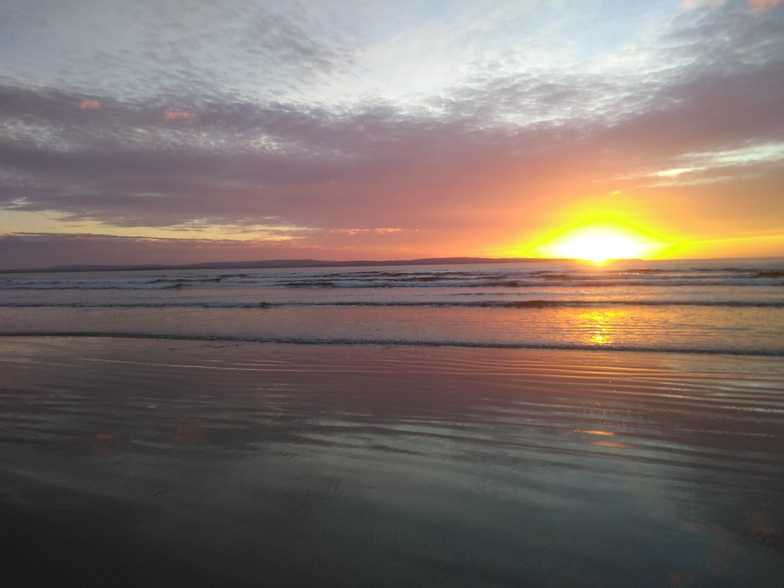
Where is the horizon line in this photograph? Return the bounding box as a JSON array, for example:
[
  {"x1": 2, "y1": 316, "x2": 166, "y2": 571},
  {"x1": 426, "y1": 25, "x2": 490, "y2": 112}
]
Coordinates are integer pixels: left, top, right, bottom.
[{"x1": 2, "y1": 254, "x2": 781, "y2": 274}]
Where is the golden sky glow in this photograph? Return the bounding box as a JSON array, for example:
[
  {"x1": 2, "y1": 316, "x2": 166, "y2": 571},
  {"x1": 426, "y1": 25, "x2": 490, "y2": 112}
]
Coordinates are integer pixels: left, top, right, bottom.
[{"x1": 534, "y1": 225, "x2": 667, "y2": 264}]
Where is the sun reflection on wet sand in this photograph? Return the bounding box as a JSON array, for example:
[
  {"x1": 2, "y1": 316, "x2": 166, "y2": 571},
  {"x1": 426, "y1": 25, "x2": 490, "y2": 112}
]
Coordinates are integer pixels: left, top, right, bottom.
[
  {"x1": 575, "y1": 429, "x2": 615, "y2": 436},
  {"x1": 574, "y1": 428, "x2": 633, "y2": 448}
]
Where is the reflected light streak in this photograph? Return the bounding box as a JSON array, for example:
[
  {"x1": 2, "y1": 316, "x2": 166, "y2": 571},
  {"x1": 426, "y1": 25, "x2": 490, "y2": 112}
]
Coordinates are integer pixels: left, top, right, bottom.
[
  {"x1": 580, "y1": 310, "x2": 623, "y2": 346},
  {"x1": 591, "y1": 440, "x2": 633, "y2": 449},
  {"x1": 576, "y1": 428, "x2": 632, "y2": 448},
  {"x1": 575, "y1": 429, "x2": 616, "y2": 436}
]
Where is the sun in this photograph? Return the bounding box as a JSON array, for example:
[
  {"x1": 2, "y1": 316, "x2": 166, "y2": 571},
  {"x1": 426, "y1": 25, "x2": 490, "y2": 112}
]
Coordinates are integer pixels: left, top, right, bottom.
[{"x1": 539, "y1": 225, "x2": 659, "y2": 264}]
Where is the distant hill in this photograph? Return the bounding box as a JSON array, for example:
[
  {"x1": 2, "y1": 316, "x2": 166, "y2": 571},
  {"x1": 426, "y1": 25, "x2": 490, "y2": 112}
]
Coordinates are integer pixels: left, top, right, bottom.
[{"x1": 0, "y1": 257, "x2": 558, "y2": 274}]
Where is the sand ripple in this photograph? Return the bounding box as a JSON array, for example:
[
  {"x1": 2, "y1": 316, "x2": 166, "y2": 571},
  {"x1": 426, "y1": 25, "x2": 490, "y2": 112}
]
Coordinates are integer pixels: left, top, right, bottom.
[{"x1": 1, "y1": 338, "x2": 783, "y2": 587}]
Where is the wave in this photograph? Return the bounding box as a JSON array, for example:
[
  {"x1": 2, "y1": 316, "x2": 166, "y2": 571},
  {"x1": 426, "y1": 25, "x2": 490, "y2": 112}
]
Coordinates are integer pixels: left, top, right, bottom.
[
  {"x1": 2, "y1": 299, "x2": 783, "y2": 309},
  {"x1": 3, "y1": 277, "x2": 783, "y2": 291},
  {"x1": 1, "y1": 331, "x2": 781, "y2": 357},
  {"x1": 0, "y1": 282, "x2": 192, "y2": 291},
  {"x1": 272, "y1": 278, "x2": 784, "y2": 289},
  {"x1": 3, "y1": 269, "x2": 783, "y2": 290},
  {"x1": 3, "y1": 261, "x2": 784, "y2": 292}
]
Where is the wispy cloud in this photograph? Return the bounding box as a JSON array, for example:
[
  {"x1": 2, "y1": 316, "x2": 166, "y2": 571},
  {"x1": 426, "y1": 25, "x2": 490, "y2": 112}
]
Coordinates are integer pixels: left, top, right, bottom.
[
  {"x1": 164, "y1": 110, "x2": 194, "y2": 121},
  {"x1": 330, "y1": 228, "x2": 403, "y2": 236},
  {"x1": 683, "y1": 0, "x2": 783, "y2": 10}
]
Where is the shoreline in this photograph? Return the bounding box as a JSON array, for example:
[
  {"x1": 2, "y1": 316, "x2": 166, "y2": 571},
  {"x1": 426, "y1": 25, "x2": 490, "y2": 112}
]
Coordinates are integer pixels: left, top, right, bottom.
[{"x1": 2, "y1": 332, "x2": 783, "y2": 358}]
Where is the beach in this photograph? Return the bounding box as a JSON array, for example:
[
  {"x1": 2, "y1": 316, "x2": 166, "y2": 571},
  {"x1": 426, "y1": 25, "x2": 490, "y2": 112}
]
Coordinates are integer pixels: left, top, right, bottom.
[
  {"x1": 5, "y1": 0, "x2": 784, "y2": 584},
  {"x1": 2, "y1": 336, "x2": 783, "y2": 587}
]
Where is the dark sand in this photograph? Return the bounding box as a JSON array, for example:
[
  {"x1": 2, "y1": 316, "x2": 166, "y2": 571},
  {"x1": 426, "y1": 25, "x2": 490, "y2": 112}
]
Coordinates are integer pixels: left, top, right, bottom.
[{"x1": 1, "y1": 337, "x2": 783, "y2": 587}]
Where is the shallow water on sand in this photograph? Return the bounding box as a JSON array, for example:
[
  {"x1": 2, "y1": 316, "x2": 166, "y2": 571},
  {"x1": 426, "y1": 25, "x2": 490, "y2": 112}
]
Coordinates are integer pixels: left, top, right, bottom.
[
  {"x1": 3, "y1": 302, "x2": 784, "y2": 355},
  {"x1": 1, "y1": 338, "x2": 783, "y2": 587},
  {"x1": 2, "y1": 258, "x2": 783, "y2": 355}
]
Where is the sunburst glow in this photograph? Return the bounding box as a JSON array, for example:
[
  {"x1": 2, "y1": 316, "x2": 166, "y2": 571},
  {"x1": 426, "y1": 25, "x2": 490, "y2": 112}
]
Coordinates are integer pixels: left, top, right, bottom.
[{"x1": 540, "y1": 226, "x2": 659, "y2": 264}]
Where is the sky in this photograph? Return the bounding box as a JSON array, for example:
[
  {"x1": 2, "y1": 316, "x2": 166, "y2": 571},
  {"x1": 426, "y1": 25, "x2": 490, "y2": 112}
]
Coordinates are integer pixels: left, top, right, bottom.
[{"x1": 1, "y1": 0, "x2": 783, "y2": 269}]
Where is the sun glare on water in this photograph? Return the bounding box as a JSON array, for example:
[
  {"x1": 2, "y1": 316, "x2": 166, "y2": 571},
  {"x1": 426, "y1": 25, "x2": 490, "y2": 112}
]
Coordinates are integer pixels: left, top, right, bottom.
[{"x1": 542, "y1": 226, "x2": 657, "y2": 264}]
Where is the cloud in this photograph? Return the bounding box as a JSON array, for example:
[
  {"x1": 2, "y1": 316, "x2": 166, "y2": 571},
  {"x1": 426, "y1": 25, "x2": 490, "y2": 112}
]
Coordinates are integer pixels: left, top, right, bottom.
[
  {"x1": 631, "y1": 142, "x2": 784, "y2": 187},
  {"x1": 1, "y1": 0, "x2": 783, "y2": 264},
  {"x1": 330, "y1": 228, "x2": 403, "y2": 236},
  {"x1": 683, "y1": 0, "x2": 783, "y2": 10},
  {"x1": 749, "y1": 0, "x2": 784, "y2": 9},
  {"x1": 0, "y1": 0, "x2": 365, "y2": 101},
  {"x1": 0, "y1": 232, "x2": 323, "y2": 269},
  {"x1": 164, "y1": 110, "x2": 194, "y2": 121}
]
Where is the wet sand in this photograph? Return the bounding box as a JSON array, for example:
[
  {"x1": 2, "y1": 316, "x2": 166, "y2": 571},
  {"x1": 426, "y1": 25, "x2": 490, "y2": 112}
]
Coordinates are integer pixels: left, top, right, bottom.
[{"x1": 1, "y1": 337, "x2": 783, "y2": 587}]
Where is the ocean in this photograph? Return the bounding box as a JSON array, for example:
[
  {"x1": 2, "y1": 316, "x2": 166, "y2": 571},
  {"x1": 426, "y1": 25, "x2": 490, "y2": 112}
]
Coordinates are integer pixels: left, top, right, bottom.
[
  {"x1": 1, "y1": 257, "x2": 783, "y2": 587},
  {"x1": 1, "y1": 257, "x2": 783, "y2": 354}
]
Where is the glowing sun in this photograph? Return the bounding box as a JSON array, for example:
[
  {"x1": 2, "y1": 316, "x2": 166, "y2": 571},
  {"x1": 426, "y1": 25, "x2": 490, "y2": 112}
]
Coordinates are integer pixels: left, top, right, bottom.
[{"x1": 542, "y1": 225, "x2": 657, "y2": 264}]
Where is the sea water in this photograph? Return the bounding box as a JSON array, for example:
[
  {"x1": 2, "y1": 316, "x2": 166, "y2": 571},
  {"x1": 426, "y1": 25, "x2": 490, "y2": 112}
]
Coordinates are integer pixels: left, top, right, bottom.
[
  {"x1": 1, "y1": 258, "x2": 783, "y2": 587},
  {"x1": 1, "y1": 257, "x2": 782, "y2": 355}
]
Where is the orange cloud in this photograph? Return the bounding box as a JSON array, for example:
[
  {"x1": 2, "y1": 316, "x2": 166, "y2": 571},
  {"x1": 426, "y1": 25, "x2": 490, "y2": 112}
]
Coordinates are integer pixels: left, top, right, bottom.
[
  {"x1": 79, "y1": 99, "x2": 101, "y2": 110},
  {"x1": 332, "y1": 227, "x2": 402, "y2": 236},
  {"x1": 682, "y1": 0, "x2": 783, "y2": 9},
  {"x1": 164, "y1": 110, "x2": 194, "y2": 121},
  {"x1": 748, "y1": 0, "x2": 783, "y2": 10}
]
